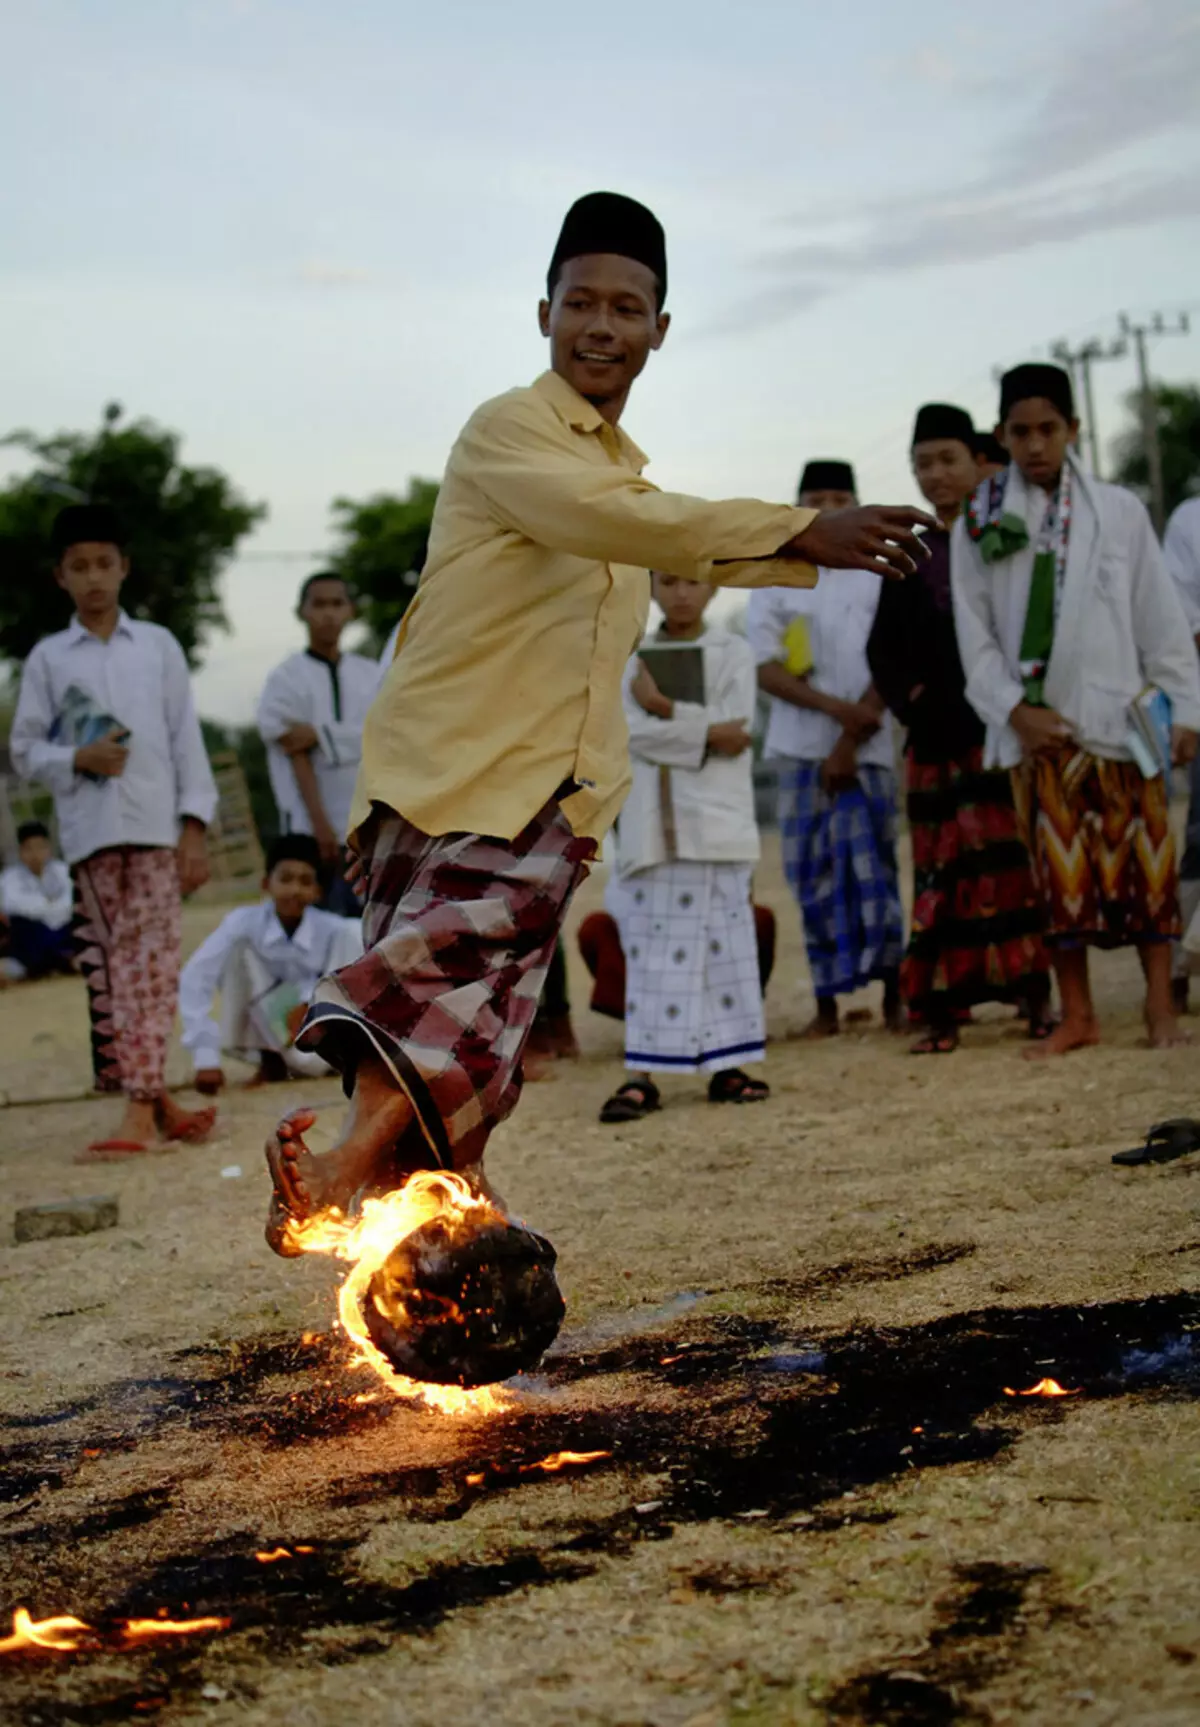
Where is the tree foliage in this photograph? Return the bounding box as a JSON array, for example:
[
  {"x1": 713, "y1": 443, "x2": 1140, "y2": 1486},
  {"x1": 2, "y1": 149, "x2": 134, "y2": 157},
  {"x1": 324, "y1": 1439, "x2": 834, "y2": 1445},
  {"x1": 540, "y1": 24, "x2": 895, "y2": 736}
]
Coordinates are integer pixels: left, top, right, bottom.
[
  {"x1": 326, "y1": 479, "x2": 439, "y2": 650},
  {"x1": 0, "y1": 403, "x2": 266, "y2": 668},
  {"x1": 1111, "y1": 383, "x2": 1200, "y2": 520}
]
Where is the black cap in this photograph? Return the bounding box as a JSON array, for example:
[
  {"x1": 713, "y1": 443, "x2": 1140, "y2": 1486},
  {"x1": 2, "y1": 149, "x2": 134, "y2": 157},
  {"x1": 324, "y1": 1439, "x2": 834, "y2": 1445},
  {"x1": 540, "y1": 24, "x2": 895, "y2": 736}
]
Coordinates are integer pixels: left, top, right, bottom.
[
  {"x1": 974, "y1": 430, "x2": 1007, "y2": 467},
  {"x1": 911, "y1": 402, "x2": 976, "y2": 449},
  {"x1": 547, "y1": 192, "x2": 667, "y2": 306},
  {"x1": 798, "y1": 460, "x2": 856, "y2": 499},
  {"x1": 50, "y1": 503, "x2": 126, "y2": 560},
  {"x1": 999, "y1": 363, "x2": 1075, "y2": 423}
]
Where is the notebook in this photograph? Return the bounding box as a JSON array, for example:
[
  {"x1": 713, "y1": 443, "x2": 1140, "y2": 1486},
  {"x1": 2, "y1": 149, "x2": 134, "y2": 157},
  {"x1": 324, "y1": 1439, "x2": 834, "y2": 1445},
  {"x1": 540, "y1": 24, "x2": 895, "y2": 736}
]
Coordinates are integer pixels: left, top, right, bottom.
[
  {"x1": 1125, "y1": 685, "x2": 1172, "y2": 780},
  {"x1": 638, "y1": 642, "x2": 706, "y2": 706},
  {"x1": 49, "y1": 684, "x2": 132, "y2": 784}
]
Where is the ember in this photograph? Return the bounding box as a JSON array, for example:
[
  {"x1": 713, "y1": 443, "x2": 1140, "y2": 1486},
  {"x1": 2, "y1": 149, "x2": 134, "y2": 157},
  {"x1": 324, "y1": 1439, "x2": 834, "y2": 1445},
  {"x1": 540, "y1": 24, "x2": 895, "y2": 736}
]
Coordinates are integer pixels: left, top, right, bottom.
[
  {"x1": 522, "y1": 1449, "x2": 611, "y2": 1475},
  {"x1": 284, "y1": 1170, "x2": 562, "y2": 1414},
  {"x1": 1003, "y1": 1378, "x2": 1080, "y2": 1398},
  {"x1": 254, "y1": 1545, "x2": 314, "y2": 1563},
  {"x1": 0, "y1": 1607, "x2": 230, "y2": 1656}
]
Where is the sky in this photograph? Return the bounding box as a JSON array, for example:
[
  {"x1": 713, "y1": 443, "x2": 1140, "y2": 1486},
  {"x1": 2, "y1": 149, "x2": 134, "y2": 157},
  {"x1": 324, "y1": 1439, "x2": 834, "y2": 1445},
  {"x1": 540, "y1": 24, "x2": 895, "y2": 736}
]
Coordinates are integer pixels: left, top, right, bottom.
[{"x1": 2, "y1": 0, "x2": 1199, "y2": 723}]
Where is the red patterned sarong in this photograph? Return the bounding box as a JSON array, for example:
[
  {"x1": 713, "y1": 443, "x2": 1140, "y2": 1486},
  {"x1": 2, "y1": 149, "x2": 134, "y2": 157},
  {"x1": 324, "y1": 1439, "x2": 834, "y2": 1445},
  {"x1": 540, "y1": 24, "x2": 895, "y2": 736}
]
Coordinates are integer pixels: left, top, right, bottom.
[
  {"x1": 1012, "y1": 746, "x2": 1180, "y2": 946},
  {"x1": 297, "y1": 795, "x2": 595, "y2": 1168},
  {"x1": 73, "y1": 846, "x2": 182, "y2": 1101}
]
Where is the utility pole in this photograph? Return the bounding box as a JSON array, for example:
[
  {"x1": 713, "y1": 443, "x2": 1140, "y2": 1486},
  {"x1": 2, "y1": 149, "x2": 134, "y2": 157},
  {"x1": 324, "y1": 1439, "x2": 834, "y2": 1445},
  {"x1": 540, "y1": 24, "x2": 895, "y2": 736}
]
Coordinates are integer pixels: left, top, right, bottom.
[
  {"x1": 1049, "y1": 336, "x2": 1126, "y2": 479},
  {"x1": 1118, "y1": 311, "x2": 1191, "y2": 534}
]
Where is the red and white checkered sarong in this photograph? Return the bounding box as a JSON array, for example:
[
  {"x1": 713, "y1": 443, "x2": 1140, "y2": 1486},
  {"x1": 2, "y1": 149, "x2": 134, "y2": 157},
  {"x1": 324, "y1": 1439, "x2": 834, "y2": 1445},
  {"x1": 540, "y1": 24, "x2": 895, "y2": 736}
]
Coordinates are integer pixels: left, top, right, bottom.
[{"x1": 296, "y1": 795, "x2": 594, "y2": 1168}]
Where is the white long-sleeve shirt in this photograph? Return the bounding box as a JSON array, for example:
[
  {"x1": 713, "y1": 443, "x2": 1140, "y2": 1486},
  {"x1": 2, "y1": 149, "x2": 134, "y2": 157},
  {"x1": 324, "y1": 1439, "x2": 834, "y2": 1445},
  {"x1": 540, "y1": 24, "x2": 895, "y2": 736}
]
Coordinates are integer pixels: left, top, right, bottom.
[
  {"x1": 0, "y1": 859, "x2": 74, "y2": 929},
  {"x1": 746, "y1": 571, "x2": 894, "y2": 769},
  {"x1": 9, "y1": 613, "x2": 218, "y2": 866},
  {"x1": 951, "y1": 456, "x2": 1200, "y2": 770},
  {"x1": 256, "y1": 650, "x2": 381, "y2": 841},
  {"x1": 179, "y1": 900, "x2": 363, "y2": 1071},
  {"x1": 1165, "y1": 497, "x2": 1200, "y2": 635},
  {"x1": 616, "y1": 625, "x2": 761, "y2": 877}
]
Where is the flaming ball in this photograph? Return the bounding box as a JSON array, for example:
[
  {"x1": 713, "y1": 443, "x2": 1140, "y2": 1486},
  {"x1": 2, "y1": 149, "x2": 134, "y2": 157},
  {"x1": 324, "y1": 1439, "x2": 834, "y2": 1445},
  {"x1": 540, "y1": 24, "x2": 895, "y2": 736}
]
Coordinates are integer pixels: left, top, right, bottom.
[{"x1": 362, "y1": 1211, "x2": 565, "y2": 1388}]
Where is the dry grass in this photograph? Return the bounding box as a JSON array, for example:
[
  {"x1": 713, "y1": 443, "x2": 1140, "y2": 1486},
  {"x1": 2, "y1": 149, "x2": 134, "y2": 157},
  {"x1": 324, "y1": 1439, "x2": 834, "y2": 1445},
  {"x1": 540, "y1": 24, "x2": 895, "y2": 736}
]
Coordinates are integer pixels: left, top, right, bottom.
[{"x1": 1, "y1": 834, "x2": 1198, "y2": 1726}]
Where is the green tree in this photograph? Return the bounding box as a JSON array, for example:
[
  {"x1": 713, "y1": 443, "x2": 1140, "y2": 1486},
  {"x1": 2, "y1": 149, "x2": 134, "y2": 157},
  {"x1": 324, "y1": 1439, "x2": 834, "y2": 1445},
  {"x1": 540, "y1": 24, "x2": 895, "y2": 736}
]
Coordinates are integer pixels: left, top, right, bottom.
[
  {"x1": 326, "y1": 479, "x2": 439, "y2": 650},
  {"x1": 0, "y1": 403, "x2": 266, "y2": 667},
  {"x1": 1111, "y1": 383, "x2": 1200, "y2": 520}
]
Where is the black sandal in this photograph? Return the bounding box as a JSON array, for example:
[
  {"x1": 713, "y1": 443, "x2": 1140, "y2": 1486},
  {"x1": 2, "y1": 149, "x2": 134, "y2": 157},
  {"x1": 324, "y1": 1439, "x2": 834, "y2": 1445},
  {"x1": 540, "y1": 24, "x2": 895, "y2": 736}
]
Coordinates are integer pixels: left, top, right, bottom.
[
  {"x1": 599, "y1": 1079, "x2": 662, "y2": 1123},
  {"x1": 708, "y1": 1069, "x2": 770, "y2": 1104},
  {"x1": 1112, "y1": 1118, "x2": 1200, "y2": 1167}
]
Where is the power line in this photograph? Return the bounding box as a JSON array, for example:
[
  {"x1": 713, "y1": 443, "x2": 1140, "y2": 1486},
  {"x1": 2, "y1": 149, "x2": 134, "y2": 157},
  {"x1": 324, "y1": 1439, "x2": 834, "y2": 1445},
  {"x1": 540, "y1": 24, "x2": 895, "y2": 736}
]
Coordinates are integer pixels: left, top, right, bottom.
[
  {"x1": 1048, "y1": 335, "x2": 1127, "y2": 480},
  {"x1": 1118, "y1": 310, "x2": 1191, "y2": 534}
]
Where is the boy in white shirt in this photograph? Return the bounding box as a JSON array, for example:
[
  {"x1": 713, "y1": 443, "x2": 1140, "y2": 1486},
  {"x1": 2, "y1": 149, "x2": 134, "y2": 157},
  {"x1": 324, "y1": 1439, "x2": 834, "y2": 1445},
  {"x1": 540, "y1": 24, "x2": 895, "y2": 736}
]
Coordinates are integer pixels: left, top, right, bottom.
[
  {"x1": 0, "y1": 821, "x2": 75, "y2": 980},
  {"x1": 749, "y1": 461, "x2": 904, "y2": 1039},
  {"x1": 10, "y1": 504, "x2": 218, "y2": 1160},
  {"x1": 952, "y1": 363, "x2": 1200, "y2": 1054},
  {"x1": 181, "y1": 835, "x2": 362, "y2": 1092},
  {"x1": 256, "y1": 573, "x2": 379, "y2": 914},
  {"x1": 599, "y1": 572, "x2": 769, "y2": 1121}
]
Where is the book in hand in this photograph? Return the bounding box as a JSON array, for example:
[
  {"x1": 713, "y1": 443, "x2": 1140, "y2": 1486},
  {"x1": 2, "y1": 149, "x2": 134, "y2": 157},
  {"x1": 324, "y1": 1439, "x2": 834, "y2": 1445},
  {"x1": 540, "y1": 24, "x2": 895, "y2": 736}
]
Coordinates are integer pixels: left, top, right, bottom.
[
  {"x1": 51, "y1": 684, "x2": 131, "y2": 784},
  {"x1": 1125, "y1": 685, "x2": 1172, "y2": 780},
  {"x1": 638, "y1": 641, "x2": 706, "y2": 706}
]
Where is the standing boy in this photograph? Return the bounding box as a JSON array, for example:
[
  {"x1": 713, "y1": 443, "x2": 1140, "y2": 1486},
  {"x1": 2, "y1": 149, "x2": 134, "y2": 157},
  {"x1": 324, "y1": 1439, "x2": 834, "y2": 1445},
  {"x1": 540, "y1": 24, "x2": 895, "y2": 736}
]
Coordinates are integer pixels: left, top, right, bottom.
[
  {"x1": 868, "y1": 404, "x2": 1051, "y2": 1052},
  {"x1": 1164, "y1": 495, "x2": 1200, "y2": 1010},
  {"x1": 952, "y1": 364, "x2": 1200, "y2": 1054},
  {"x1": 10, "y1": 504, "x2": 218, "y2": 1156},
  {"x1": 0, "y1": 821, "x2": 76, "y2": 980},
  {"x1": 264, "y1": 191, "x2": 932, "y2": 1249},
  {"x1": 257, "y1": 572, "x2": 379, "y2": 913},
  {"x1": 749, "y1": 460, "x2": 904, "y2": 1039},
  {"x1": 599, "y1": 572, "x2": 768, "y2": 1121},
  {"x1": 180, "y1": 834, "x2": 362, "y2": 1091}
]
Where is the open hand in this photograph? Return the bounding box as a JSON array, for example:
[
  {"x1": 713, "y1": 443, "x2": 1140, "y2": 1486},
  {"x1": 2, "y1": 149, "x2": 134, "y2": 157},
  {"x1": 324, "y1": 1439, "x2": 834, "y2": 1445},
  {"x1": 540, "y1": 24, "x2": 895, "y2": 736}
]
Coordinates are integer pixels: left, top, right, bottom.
[
  {"x1": 177, "y1": 821, "x2": 210, "y2": 896},
  {"x1": 1172, "y1": 725, "x2": 1198, "y2": 767},
  {"x1": 789, "y1": 506, "x2": 937, "y2": 579},
  {"x1": 706, "y1": 719, "x2": 752, "y2": 758},
  {"x1": 345, "y1": 851, "x2": 367, "y2": 901},
  {"x1": 1010, "y1": 702, "x2": 1074, "y2": 756},
  {"x1": 820, "y1": 733, "x2": 859, "y2": 794},
  {"x1": 314, "y1": 820, "x2": 342, "y2": 868},
  {"x1": 278, "y1": 722, "x2": 319, "y2": 756},
  {"x1": 74, "y1": 728, "x2": 129, "y2": 778}
]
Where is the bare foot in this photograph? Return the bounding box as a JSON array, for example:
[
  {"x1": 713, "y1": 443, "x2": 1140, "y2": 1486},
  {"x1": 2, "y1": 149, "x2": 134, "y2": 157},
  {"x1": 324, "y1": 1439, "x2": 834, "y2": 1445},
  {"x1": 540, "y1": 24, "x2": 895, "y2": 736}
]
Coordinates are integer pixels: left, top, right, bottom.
[
  {"x1": 76, "y1": 1098, "x2": 164, "y2": 1163},
  {"x1": 1022, "y1": 1017, "x2": 1101, "y2": 1060},
  {"x1": 156, "y1": 1093, "x2": 217, "y2": 1143},
  {"x1": 1146, "y1": 1012, "x2": 1192, "y2": 1049}
]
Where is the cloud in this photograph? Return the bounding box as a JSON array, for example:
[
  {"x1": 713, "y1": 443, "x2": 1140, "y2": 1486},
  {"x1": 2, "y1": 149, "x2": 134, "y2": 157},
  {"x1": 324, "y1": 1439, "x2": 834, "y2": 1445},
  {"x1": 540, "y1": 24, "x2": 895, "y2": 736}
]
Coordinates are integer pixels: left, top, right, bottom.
[
  {"x1": 297, "y1": 260, "x2": 372, "y2": 287},
  {"x1": 725, "y1": 0, "x2": 1200, "y2": 332}
]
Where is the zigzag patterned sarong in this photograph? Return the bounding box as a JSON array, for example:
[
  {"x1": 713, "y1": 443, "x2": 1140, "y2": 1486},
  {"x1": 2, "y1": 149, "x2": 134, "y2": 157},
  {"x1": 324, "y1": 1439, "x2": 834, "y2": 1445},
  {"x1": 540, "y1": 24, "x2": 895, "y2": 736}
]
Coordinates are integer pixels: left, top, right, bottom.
[{"x1": 1011, "y1": 746, "x2": 1180, "y2": 947}]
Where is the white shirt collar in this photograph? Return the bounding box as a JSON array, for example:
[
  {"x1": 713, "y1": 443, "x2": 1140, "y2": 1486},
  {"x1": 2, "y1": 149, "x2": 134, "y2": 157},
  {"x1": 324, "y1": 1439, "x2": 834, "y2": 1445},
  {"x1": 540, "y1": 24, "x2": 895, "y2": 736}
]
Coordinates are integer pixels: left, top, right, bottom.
[{"x1": 67, "y1": 608, "x2": 136, "y2": 645}]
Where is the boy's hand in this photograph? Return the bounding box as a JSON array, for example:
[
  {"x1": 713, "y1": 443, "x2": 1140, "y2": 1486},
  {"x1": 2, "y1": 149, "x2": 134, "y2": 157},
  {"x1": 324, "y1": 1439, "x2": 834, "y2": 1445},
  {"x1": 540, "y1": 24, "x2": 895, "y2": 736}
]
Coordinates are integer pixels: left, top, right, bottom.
[
  {"x1": 345, "y1": 851, "x2": 367, "y2": 901},
  {"x1": 74, "y1": 729, "x2": 129, "y2": 778},
  {"x1": 177, "y1": 821, "x2": 210, "y2": 896},
  {"x1": 631, "y1": 660, "x2": 672, "y2": 719},
  {"x1": 835, "y1": 699, "x2": 882, "y2": 744},
  {"x1": 820, "y1": 733, "x2": 859, "y2": 794},
  {"x1": 314, "y1": 818, "x2": 341, "y2": 867},
  {"x1": 1010, "y1": 702, "x2": 1074, "y2": 756},
  {"x1": 194, "y1": 1067, "x2": 225, "y2": 1096},
  {"x1": 788, "y1": 507, "x2": 936, "y2": 579},
  {"x1": 706, "y1": 719, "x2": 752, "y2": 757},
  {"x1": 278, "y1": 723, "x2": 319, "y2": 756},
  {"x1": 284, "y1": 1003, "x2": 308, "y2": 1044},
  {"x1": 1172, "y1": 726, "x2": 1198, "y2": 767}
]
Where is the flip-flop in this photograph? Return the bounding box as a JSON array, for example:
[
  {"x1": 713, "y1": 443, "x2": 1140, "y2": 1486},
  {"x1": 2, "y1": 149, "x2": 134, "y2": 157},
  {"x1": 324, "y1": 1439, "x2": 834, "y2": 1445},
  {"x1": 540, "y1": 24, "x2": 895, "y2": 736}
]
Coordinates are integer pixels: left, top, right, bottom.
[
  {"x1": 708, "y1": 1069, "x2": 770, "y2": 1104},
  {"x1": 911, "y1": 1031, "x2": 959, "y2": 1055},
  {"x1": 599, "y1": 1079, "x2": 662, "y2": 1123},
  {"x1": 1112, "y1": 1118, "x2": 1200, "y2": 1167},
  {"x1": 76, "y1": 1139, "x2": 165, "y2": 1164}
]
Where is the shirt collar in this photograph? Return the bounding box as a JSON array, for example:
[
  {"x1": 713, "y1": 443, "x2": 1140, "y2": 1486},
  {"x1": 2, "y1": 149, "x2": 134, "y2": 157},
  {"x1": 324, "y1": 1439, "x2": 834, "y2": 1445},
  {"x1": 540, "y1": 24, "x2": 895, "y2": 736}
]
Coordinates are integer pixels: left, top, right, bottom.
[
  {"x1": 67, "y1": 608, "x2": 136, "y2": 644},
  {"x1": 267, "y1": 903, "x2": 318, "y2": 951},
  {"x1": 532, "y1": 370, "x2": 649, "y2": 471}
]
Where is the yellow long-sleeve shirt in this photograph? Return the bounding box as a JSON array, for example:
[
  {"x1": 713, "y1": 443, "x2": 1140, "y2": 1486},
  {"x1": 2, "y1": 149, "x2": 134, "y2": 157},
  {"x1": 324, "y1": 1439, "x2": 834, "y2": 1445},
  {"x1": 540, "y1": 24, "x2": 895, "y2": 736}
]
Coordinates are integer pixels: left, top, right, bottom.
[{"x1": 352, "y1": 369, "x2": 820, "y2": 846}]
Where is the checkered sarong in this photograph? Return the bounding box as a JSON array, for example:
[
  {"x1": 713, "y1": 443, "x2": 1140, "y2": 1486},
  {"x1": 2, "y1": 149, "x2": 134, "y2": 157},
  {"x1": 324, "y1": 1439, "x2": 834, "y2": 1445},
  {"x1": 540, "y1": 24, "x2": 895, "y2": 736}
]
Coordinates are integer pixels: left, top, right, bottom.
[
  {"x1": 296, "y1": 796, "x2": 595, "y2": 1168},
  {"x1": 778, "y1": 760, "x2": 904, "y2": 997}
]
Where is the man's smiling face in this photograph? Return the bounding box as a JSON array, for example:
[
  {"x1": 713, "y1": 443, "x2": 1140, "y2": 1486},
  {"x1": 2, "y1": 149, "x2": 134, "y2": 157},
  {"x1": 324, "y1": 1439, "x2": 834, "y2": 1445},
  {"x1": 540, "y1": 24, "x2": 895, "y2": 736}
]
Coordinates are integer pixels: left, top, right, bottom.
[{"x1": 539, "y1": 253, "x2": 668, "y2": 410}]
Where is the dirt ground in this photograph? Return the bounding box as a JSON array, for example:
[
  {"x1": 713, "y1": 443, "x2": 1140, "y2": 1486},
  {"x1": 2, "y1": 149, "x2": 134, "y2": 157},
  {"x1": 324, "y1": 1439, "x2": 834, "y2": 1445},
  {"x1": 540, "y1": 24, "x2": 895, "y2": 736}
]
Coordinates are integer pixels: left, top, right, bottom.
[{"x1": 1, "y1": 834, "x2": 1198, "y2": 1727}]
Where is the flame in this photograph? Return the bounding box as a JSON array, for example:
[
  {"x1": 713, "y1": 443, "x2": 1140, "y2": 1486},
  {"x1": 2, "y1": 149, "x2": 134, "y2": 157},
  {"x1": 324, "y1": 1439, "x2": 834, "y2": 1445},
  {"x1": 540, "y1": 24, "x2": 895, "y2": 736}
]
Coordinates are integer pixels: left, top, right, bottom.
[
  {"x1": 1004, "y1": 1377, "x2": 1080, "y2": 1398},
  {"x1": 522, "y1": 1449, "x2": 610, "y2": 1475},
  {"x1": 0, "y1": 1607, "x2": 229, "y2": 1656},
  {"x1": 284, "y1": 1170, "x2": 514, "y2": 1416},
  {"x1": 254, "y1": 1546, "x2": 313, "y2": 1563}
]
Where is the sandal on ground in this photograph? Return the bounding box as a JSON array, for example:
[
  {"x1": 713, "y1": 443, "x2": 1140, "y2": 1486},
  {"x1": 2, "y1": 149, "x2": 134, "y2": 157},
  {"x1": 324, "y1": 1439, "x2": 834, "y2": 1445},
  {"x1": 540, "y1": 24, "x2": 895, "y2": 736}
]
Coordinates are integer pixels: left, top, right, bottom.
[
  {"x1": 708, "y1": 1069, "x2": 770, "y2": 1104},
  {"x1": 76, "y1": 1139, "x2": 166, "y2": 1163},
  {"x1": 911, "y1": 1029, "x2": 959, "y2": 1055},
  {"x1": 1112, "y1": 1118, "x2": 1200, "y2": 1167},
  {"x1": 599, "y1": 1079, "x2": 662, "y2": 1123},
  {"x1": 1027, "y1": 1015, "x2": 1058, "y2": 1042}
]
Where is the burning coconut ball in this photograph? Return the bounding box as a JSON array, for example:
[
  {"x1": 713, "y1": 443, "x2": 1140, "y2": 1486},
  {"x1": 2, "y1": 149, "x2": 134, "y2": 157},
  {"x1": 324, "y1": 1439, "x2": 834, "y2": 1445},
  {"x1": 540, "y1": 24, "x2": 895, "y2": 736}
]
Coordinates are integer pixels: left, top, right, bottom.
[{"x1": 362, "y1": 1210, "x2": 565, "y2": 1388}]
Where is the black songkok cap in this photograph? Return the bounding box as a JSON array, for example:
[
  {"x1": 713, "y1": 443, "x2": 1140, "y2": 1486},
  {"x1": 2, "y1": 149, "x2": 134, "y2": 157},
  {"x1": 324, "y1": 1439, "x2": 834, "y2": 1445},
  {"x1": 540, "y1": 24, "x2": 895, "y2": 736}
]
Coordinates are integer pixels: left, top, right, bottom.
[
  {"x1": 547, "y1": 192, "x2": 667, "y2": 305},
  {"x1": 798, "y1": 460, "x2": 856, "y2": 499},
  {"x1": 999, "y1": 363, "x2": 1075, "y2": 423},
  {"x1": 911, "y1": 402, "x2": 976, "y2": 449},
  {"x1": 50, "y1": 503, "x2": 126, "y2": 560},
  {"x1": 974, "y1": 430, "x2": 1006, "y2": 467}
]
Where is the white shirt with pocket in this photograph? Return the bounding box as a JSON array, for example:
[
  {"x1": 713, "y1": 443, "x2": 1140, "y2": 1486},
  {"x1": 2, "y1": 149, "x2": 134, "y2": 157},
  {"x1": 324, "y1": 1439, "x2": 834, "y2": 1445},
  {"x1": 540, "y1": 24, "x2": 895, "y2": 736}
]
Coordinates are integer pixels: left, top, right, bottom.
[{"x1": 256, "y1": 650, "x2": 381, "y2": 841}]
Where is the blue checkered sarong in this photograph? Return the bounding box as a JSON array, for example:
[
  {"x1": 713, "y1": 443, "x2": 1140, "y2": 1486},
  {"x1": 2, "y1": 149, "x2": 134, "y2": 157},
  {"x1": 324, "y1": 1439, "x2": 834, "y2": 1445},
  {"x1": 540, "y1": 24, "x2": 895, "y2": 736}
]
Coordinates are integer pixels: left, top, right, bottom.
[{"x1": 778, "y1": 760, "x2": 904, "y2": 998}]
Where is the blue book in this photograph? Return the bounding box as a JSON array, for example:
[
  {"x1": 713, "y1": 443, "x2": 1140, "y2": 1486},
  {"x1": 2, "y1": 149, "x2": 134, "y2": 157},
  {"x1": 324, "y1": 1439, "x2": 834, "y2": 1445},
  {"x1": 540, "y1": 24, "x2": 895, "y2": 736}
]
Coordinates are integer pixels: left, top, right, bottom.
[
  {"x1": 1125, "y1": 686, "x2": 1172, "y2": 779},
  {"x1": 49, "y1": 684, "x2": 131, "y2": 784}
]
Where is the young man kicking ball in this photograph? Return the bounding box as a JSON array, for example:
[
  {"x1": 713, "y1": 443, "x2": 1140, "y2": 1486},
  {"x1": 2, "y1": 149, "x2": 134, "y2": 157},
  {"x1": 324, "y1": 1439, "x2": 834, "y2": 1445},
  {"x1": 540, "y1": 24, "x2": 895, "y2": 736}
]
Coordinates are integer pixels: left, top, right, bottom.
[
  {"x1": 952, "y1": 363, "x2": 1200, "y2": 1055},
  {"x1": 265, "y1": 191, "x2": 932, "y2": 1251}
]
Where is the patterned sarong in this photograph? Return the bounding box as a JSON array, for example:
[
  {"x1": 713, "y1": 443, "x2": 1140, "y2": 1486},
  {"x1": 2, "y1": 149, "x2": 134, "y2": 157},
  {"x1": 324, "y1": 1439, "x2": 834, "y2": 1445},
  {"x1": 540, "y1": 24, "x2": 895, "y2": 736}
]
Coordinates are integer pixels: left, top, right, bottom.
[
  {"x1": 297, "y1": 795, "x2": 595, "y2": 1168},
  {"x1": 779, "y1": 761, "x2": 904, "y2": 997},
  {"x1": 1012, "y1": 745, "x2": 1180, "y2": 946},
  {"x1": 621, "y1": 861, "x2": 765, "y2": 1075},
  {"x1": 902, "y1": 746, "x2": 1049, "y2": 1016},
  {"x1": 73, "y1": 846, "x2": 181, "y2": 1100}
]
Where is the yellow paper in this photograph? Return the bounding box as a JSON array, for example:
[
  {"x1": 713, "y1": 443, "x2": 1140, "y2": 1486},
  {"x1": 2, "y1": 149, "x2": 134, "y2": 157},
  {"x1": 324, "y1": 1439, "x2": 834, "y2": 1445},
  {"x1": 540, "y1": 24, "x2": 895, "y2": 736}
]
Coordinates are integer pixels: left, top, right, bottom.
[{"x1": 782, "y1": 616, "x2": 813, "y2": 677}]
